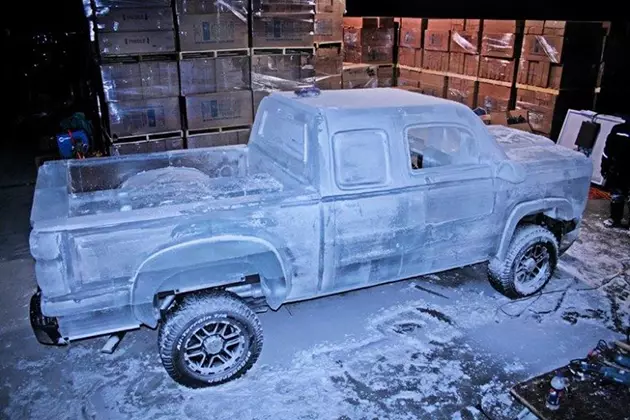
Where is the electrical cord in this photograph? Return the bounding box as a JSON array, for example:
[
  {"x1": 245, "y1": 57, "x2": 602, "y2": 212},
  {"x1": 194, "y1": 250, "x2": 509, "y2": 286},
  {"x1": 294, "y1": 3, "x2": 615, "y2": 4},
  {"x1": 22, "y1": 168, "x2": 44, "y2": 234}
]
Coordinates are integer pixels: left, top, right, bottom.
[{"x1": 496, "y1": 260, "x2": 630, "y2": 319}]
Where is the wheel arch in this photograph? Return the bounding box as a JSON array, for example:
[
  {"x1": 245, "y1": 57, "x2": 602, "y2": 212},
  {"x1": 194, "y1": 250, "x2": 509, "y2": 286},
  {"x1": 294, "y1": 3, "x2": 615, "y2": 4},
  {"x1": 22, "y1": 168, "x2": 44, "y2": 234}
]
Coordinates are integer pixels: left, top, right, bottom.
[
  {"x1": 495, "y1": 198, "x2": 574, "y2": 261},
  {"x1": 130, "y1": 235, "x2": 291, "y2": 328}
]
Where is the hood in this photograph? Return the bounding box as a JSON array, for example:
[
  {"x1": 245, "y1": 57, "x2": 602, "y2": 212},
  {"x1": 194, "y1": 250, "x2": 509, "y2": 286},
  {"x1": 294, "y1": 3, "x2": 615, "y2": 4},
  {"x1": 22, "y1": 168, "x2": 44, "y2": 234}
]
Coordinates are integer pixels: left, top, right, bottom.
[{"x1": 487, "y1": 125, "x2": 588, "y2": 164}]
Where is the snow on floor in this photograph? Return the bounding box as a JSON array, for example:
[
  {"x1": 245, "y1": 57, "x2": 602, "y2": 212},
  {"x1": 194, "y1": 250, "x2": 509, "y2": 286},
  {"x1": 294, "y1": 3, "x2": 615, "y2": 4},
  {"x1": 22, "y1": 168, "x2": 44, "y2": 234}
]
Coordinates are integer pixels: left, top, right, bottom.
[{"x1": 0, "y1": 191, "x2": 628, "y2": 420}]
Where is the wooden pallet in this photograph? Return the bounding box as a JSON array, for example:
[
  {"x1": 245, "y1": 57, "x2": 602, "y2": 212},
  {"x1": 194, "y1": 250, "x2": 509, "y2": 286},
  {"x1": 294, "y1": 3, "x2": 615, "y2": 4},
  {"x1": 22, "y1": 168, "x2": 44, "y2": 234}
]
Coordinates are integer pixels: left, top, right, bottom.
[
  {"x1": 108, "y1": 130, "x2": 183, "y2": 143},
  {"x1": 515, "y1": 83, "x2": 561, "y2": 95},
  {"x1": 314, "y1": 41, "x2": 343, "y2": 48},
  {"x1": 178, "y1": 48, "x2": 250, "y2": 60},
  {"x1": 251, "y1": 47, "x2": 315, "y2": 55},
  {"x1": 100, "y1": 52, "x2": 178, "y2": 64},
  {"x1": 186, "y1": 125, "x2": 252, "y2": 137},
  {"x1": 397, "y1": 65, "x2": 514, "y2": 86}
]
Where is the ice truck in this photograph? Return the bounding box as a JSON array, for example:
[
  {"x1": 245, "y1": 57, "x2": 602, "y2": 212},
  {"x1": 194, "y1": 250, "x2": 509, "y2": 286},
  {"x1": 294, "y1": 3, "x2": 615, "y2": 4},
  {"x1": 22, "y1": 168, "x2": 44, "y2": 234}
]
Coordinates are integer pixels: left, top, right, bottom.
[{"x1": 29, "y1": 88, "x2": 592, "y2": 388}]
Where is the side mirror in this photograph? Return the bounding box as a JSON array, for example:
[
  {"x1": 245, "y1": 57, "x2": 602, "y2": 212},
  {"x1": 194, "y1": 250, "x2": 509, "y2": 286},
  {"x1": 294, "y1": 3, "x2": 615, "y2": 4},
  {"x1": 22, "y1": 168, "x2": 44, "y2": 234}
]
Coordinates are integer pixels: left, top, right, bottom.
[{"x1": 496, "y1": 161, "x2": 527, "y2": 183}]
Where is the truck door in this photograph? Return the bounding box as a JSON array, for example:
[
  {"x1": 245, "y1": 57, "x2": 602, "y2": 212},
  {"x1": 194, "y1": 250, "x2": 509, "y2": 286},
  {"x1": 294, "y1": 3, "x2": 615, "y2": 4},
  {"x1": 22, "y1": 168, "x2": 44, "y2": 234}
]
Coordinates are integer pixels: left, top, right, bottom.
[
  {"x1": 399, "y1": 124, "x2": 499, "y2": 277},
  {"x1": 322, "y1": 128, "x2": 407, "y2": 293}
]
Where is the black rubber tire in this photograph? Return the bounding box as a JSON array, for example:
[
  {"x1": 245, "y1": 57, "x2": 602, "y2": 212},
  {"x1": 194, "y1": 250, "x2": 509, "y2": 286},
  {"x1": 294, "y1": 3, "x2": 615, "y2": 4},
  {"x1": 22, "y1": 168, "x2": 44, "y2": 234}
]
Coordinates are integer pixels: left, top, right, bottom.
[
  {"x1": 158, "y1": 291, "x2": 263, "y2": 388},
  {"x1": 488, "y1": 225, "x2": 559, "y2": 299}
]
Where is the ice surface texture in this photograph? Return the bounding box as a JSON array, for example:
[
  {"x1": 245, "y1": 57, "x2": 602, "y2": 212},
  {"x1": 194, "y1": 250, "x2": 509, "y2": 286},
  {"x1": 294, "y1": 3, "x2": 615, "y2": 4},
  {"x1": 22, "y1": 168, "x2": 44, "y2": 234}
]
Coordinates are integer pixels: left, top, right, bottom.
[{"x1": 30, "y1": 88, "x2": 591, "y2": 341}]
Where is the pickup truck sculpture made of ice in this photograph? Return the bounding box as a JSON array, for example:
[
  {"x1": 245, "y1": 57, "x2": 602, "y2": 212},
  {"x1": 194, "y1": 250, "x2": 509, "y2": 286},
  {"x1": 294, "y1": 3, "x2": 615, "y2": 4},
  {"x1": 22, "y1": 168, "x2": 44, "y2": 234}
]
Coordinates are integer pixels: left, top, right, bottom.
[{"x1": 29, "y1": 88, "x2": 592, "y2": 388}]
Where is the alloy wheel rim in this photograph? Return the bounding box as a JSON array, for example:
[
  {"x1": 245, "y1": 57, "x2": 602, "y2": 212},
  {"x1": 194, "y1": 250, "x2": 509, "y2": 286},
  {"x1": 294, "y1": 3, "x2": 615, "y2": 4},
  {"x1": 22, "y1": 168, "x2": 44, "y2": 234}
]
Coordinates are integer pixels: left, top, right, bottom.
[
  {"x1": 514, "y1": 243, "x2": 551, "y2": 295},
  {"x1": 183, "y1": 319, "x2": 246, "y2": 376}
]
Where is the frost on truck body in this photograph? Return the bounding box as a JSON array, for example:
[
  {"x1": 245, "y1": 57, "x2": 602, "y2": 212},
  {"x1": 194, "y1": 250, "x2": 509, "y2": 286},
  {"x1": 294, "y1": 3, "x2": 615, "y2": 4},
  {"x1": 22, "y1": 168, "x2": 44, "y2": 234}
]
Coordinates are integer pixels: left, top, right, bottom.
[{"x1": 30, "y1": 88, "x2": 592, "y2": 342}]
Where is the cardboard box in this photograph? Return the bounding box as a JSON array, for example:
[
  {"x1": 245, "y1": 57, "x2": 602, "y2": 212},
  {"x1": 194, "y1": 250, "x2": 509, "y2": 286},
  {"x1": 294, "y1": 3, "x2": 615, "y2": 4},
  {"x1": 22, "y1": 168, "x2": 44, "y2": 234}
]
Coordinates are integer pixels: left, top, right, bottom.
[
  {"x1": 447, "y1": 77, "x2": 477, "y2": 108},
  {"x1": 450, "y1": 31, "x2": 479, "y2": 54},
  {"x1": 397, "y1": 78, "x2": 420, "y2": 88},
  {"x1": 479, "y1": 57, "x2": 515, "y2": 83},
  {"x1": 449, "y1": 53, "x2": 479, "y2": 77},
  {"x1": 187, "y1": 129, "x2": 250, "y2": 148},
  {"x1": 180, "y1": 56, "x2": 250, "y2": 96},
  {"x1": 427, "y1": 19, "x2": 463, "y2": 31},
  {"x1": 398, "y1": 47, "x2": 418, "y2": 67},
  {"x1": 466, "y1": 19, "x2": 481, "y2": 32},
  {"x1": 516, "y1": 88, "x2": 557, "y2": 111},
  {"x1": 179, "y1": 14, "x2": 249, "y2": 51},
  {"x1": 477, "y1": 82, "x2": 512, "y2": 112},
  {"x1": 522, "y1": 35, "x2": 564, "y2": 63},
  {"x1": 483, "y1": 20, "x2": 519, "y2": 33},
  {"x1": 253, "y1": 90, "x2": 268, "y2": 114},
  {"x1": 107, "y1": 97, "x2": 181, "y2": 137},
  {"x1": 111, "y1": 137, "x2": 183, "y2": 155},
  {"x1": 481, "y1": 33, "x2": 515, "y2": 58},
  {"x1": 315, "y1": 46, "x2": 343, "y2": 76},
  {"x1": 316, "y1": 0, "x2": 345, "y2": 14},
  {"x1": 424, "y1": 30, "x2": 450, "y2": 52},
  {"x1": 418, "y1": 72, "x2": 447, "y2": 98},
  {"x1": 343, "y1": 16, "x2": 393, "y2": 29},
  {"x1": 549, "y1": 65, "x2": 563, "y2": 90},
  {"x1": 524, "y1": 20, "x2": 545, "y2": 35},
  {"x1": 95, "y1": 8, "x2": 174, "y2": 32},
  {"x1": 315, "y1": 13, "x2": 343, "y2": 43},
  {"x1": 99, "y1": 31, "x2": 176, "y2": 56},
  {"x1": 400, "y1": 18, "x2": 424, "y2": 49},
  {"x1": 342, "y1": 63, "x2": 377, "y2": 89},
  {"x1": 481, "y1": 109, "x2": 533, "y2": 133},
  {"x1": 422, "y1": 51, "x2": 449, "y2": 72},
  {"x1": 252, "y1": 53, "x2": 315, "y2": 91},
  {"x1": 185, "y1": 90, "x2": 253, "y2": 130},
  {"x1": 101, "y1": 61, "x2": 180, "y2": 102},
  {"x1": 377, "y1": 66, "x2": 394, "y2": 87},
  {"x1": 315, "y1": 74, "x2": 342, "y2": 89},
  {"x1": 176, "y1": 0, "x2": 247, "y2": 15},
  {"x1": 252, "y1": 17, "x2": 313, "y2": 48},
  {"x1": 516, "y1": 59, "x2": 551, "y2": 87},
  {"x1": 543, "y1": 21, "x2": 566, "y2": 36}
]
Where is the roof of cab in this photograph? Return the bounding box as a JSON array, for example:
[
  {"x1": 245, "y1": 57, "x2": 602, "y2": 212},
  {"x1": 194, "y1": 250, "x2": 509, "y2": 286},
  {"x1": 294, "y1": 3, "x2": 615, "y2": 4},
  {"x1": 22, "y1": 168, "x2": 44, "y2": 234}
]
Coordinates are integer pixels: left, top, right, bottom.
[{"x1": 271, "y1": 88, "x2": 461, "y2": 112}]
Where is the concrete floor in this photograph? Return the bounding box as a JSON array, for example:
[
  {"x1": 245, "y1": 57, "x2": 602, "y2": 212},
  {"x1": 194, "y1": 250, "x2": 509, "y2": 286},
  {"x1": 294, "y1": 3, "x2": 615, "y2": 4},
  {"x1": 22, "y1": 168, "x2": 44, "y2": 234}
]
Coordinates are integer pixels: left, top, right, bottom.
[{"x1": 0, "y1": 185, "x2": 628, "y2": 420}]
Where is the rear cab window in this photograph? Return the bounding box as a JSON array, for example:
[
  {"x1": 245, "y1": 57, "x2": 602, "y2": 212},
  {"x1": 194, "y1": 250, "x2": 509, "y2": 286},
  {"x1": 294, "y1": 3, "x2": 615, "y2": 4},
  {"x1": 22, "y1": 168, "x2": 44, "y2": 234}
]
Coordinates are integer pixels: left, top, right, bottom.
[{"x1": 332, "y1": 129, "x2": 391, "y2": 189}]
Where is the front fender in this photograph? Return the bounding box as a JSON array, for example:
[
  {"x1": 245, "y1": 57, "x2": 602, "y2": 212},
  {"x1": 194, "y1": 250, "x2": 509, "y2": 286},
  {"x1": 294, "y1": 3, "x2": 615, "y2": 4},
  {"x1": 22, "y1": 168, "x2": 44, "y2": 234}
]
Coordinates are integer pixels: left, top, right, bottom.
[
  {"x1": 130, "y1": 235, "x2": 290, "y2": 327},
  {"x1": 495, "y1": 198, "x2": 574, "y2": 260}
]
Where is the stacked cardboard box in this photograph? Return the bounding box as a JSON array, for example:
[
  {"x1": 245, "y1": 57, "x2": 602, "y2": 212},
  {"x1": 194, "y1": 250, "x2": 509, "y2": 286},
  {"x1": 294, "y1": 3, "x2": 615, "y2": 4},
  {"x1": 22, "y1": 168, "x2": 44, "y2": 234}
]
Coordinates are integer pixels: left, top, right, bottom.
[
  {"x1": 314, "y1": 45, "x2": 343, "y2": 89},
  {"x1": 102, "y1": 62, "x2": 181, "y2": 138},
  {"x1": 180, "y1": 54, "x2": 253, "y2": 140},
  {"x1": 342, "y1": 63, "x2": 378, "y2": 89},
  {"x1": 516, "y1": 21, "x2": 605, "y2": 136},
  {"x1": 251, "y1": 0, "x2": 315, "y2": 48},
  {"x1": 446, "y1": 19, "x2": 481, "y2": 108},
  {"x1": 343, "y1": 17, "x2": 395, "y2": 65},
  {"x1": 422, "y1": 19, "x2": 454, "y2": 73},
  {"x1": 315, "y1": 0, "x2": 345, "y2": 45},
  {"x1": 177, "y1": 0, "x2": 249, "y2": 52},
  {"x1": 398, "y1": 18, "x2": 424, "y2": 68},
  {"x1": 93, "y1": 1, "x2": 182, "y2": 148},
  {"x1": 252, "y1": 53, "x2": 315, "y2": 112},
  {"x1": 448, "y1": 19, "x2": 480, "y2": 76},
  {"x1": 477, "y1": 20, "x2": 521, "y2": 112},
  {"x1": 95, "y1": 1, "x2": 176, "y2": 56}
]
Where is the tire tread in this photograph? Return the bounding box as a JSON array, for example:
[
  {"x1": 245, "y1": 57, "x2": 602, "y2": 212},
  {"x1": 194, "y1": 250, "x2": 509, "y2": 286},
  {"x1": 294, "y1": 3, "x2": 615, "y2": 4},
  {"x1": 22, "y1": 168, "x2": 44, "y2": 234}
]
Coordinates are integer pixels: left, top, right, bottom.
[
  {"x1": 488, "y1": 225, "x2": 558, "y2": 299},
  {"x1": 158, "y1": 291, "x2": 263, "y2": 388}
]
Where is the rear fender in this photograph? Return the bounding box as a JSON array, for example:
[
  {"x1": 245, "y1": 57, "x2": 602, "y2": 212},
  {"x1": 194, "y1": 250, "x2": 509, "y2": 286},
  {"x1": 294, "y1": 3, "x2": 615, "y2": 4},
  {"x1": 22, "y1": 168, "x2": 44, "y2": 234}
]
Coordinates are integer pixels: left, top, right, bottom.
[
  {"x1": 495, "y1": 198, "x2": 574, "y2": 260},
  {"x1": 130, "y1": 235, "x2": 289, "y2": 327}
]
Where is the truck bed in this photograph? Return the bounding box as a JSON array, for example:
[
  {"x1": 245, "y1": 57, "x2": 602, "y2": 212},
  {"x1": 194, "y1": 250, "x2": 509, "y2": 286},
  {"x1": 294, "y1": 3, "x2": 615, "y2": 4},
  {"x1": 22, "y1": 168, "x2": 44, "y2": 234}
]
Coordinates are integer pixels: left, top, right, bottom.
[{"x1": 31, "y1": 146, "x2": 294, "y2": 227}]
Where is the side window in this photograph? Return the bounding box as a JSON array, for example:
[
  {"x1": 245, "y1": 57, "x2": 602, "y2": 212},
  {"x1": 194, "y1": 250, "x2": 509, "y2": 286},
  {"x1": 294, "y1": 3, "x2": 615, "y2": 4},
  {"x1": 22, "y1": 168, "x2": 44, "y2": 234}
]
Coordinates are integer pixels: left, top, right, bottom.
[
  {"x1": 407, "y1": 125, "x2": 478, "y2": 171},
  {"x1": 332, "y1": 129, "x2": 390, "y2": 189}
]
